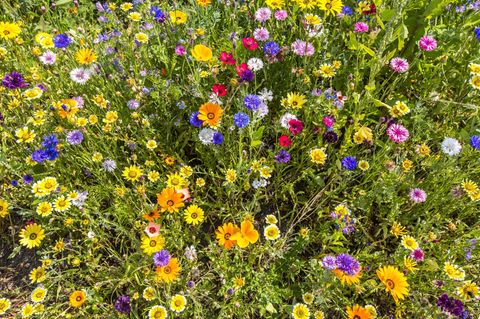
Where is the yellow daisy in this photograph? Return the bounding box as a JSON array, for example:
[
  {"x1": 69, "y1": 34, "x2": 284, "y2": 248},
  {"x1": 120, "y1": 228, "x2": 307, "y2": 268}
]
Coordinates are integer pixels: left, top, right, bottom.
[
  {"x1": 170, "y1": 294, "x2": 187, "y2": 313},
  {"x1": 19, "y1": 223, "x2": 45, "y2": 249}
]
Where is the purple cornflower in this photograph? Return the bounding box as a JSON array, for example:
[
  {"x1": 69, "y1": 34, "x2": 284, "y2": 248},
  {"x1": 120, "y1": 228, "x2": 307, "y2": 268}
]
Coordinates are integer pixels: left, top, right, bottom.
[
  {"x1": 322, "y1": 255, "x2": 337, "y2": 270},
  {"x1": 354, "y1": 22, "x2": 369, "y2": 33},
  {"x1": 114, "y1": 295, "x2": 131, "y2": 314},
  {"x1": 212, "y1": 132, "x2": 224, "y2": 145},
  {"x1": 409, "y1": 188, "x2": 427, "y2": 203},
  {"x1": 263, "y1": 41, "x2": 280, "y2": 56},
  {"x1": 274, "y1": 10, "x2": 288, "y2": 21},
  {"x1": 254, "y1": 7, "x2": 271, "y2": 22},
  {"x1": 233, "y1": 112, "x2": 250, "y2": 128},
  {"x1": 418, "y1": 35, "x2": 437, "y2": 51},
  {"x1": 2, "y1": 72, "x2": 28, "y2": 89},
  {"x1": 66, "y1": 130, "x2": 84, "y2": 145},
  {"x1": 274, "y1": 150, "x2": 291, "y2": 163},
  {"x1": 22, "y1": 174, "x2": 33, "y2": 184},
  {"x1": 469, "y1": 135, "x2": 480, "y2": 149},
  {"x1": 291, "y1": 40, "x2": 315, "y2": 56},
  {"x1": 390, "y1": 57, "x2": 409, "y2": 73},
  {"x1": 102, "y1": 159, "x2": 117, "y2": 172},
  {"x1": 127, "y1": 99, "x2": 139, "y2": 110},
  {"x1": 244, "y1": 94, "x2": 262, "y2": 110},
  {"x1": 240, "y1": 69, "x2": 254, "y2": 82},
  {"x1": 153, "y1": 250, "x2": 171, "y2": 267},
  {"x1": 335, "y1": 253, "x2": 360, "y2": 275},
  {"x1": 437, "y1": 293, "x2": 465, "y2": 317},
  {"x1": 253, "y1": 27, "x2": 269, "y2": 42}
]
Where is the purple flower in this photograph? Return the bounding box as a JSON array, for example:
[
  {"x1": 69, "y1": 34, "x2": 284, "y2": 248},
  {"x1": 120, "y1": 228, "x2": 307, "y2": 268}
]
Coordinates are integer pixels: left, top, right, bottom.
[
  {"x1": 390, "y1": 57, "x2": 409, "y2": 73},
  {"x1": 411, "y1": 248, "x2": 424, "y2": 262},
  {"x1": 469, "y1": 135, "x2": 480, "y2": 149},
  {"x1": 274, "y1": 10, "x2": 288, "y2": 21},
  {"x1": 31, "y1": 150, "x2": 47, "y2": 163},
  {"x1": 66, "y1": 130, "x2": 84, "y2": 145},
  {"x1": 323, "y1": 131, "x2": 338, "y2": 144},
  {"x1": 22, "y1": 174, "x2": 33, "y2": 184},
  {"x1": 240, "y1": 69, "x2": 254, "y2": 82},
  {"x1": 254, "y1": 7, "x2": 271, "y2": 22},
  {"x1": 409, "y1": 188, "x2": 427, "y2": 203},
  {"x1": 341, "y1": 156, "x2": 357, "y2": 170},
  {"x1": 253, "y1": 27, "x2": 270, "y2": 42},
  {"x1": 53, "y1": 34, "x2": 72, "y2": 48},
  {"x1": 127, "y1": 99, "x2": 139, "y2": 110},
  {"x1": 114, "y1": 295, "x2": 131, "y2": 314},
  {"x1": 291, "y1": 39, "x2": 314, "y2": 56},
  {"x1": 354, "y1": 22, "x2": 369, "y2": 33},
  {"x1": 335, "y1": 253, "x2": 360, "y2": 275},
  {"x1": 244, "y1": 94, "x2": 262, "y2": 110},
  {"x1": 418, "y1": 35, "x2": 437, "y2": 51},
  {"x1": 437, "y1": 293, "x2": 465, "y2": 317},
  {"x1": 153, "y1": 250, "x2": 171, "y2": 267},
  {"x1": 274, "y1": 150, "x2": 291, "y2": 163},
  {"x1": 175, "y1": 45, "x2": 186, "y2": 56},
  {"x1": 322, "y1": 255, "x2": 337, "y2": 270},
  {"x1": 102, "y1": 159, "x2": 117, "y2": 172},
  {"x1": 2, "y1": 72, "x2": 28, "y2": 89}
]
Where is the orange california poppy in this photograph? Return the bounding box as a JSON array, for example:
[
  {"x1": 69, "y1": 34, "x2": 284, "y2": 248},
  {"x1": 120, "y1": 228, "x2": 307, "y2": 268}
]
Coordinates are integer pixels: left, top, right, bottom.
[
  {"x1": 230, "y1": 220, "x2": 259, "y2": 248},
  {"x1": 215, "y1": 222, "x2": 239, "y2": 250},
  {"x1": 198, "y1": 102, "x2": 223, "y2": 127},
  {"x1": 157, "y1": 188, "x2": 184, "y2": 213}
]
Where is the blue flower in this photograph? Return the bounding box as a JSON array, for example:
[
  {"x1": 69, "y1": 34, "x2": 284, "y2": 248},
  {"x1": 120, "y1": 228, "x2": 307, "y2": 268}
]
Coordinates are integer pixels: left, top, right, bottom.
[
  {"x1": 274, "y1": 150, "x2": 291, "y2": 163},
  {"x1": 240, "y1": 70, "x2": 254, "y2": 82},
  {"x1": 189, "y1": 111, "x2": 203, "y2": 127},
  {"x1": 41, "y1": 134, "x2": 58, "y2": 148},
  {"x1": 341, "y1": 6, "x2": 353, "y2": 15},
  {"x1": 150, "y1": 6, "x2": 166, "y2": 22},
  {"x1": 212, "y1": 132, "x2": 224, "y2": 145},
  {"x1": 22, "y1": 174, "x2": 33, "y2": 184},
  {"x1": 53, "y1": 34, "x2": 72, "y2": 49},
  {"x1": 32, "y1": 149, "x2": 47, "y2": 163},
  {"x1": 153, "y1": 250, "x2": 171, "y2": 267},
  {"x1": 44, "y1": 147, "x2": 59, "y2": 161},
  {"x1": 475, "y1": 27, "x2": 480, "y2": 40},
  {"x1": 469, "y1": 135, "x2": 480, "y2": 149},
  {"x1": 66, "y1": 130, "x2": 84, "y2": 145},
  {"x1": 263, "y1": 41, "x2": 280, "y2": 56},
  {"x1": 341, "y1": 156, "x2": 357, "y2": 170},
  {"x1": 233, "y1": 112, "x2": 250, "y2": 128},
  {"x1": 244, "y1": 94, "x2": 262, "y2": 110},
  {"x1": 335, "y1": 253, "x2": 360, "y2": 275}
]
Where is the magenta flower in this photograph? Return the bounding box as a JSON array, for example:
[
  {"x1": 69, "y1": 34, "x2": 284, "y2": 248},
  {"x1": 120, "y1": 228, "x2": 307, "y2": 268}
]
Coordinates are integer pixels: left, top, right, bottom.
[
  {"x1": 411, "y1": 248, "x2": 425, "y2": 261},
  {"x1": 175, "y1": 45, "x2": 186, "y2": 56},
  {"x1": 387, "y1": 123, "x2": 409, "y2": 143},
  {"x1": 354, "y1": 22, "x2": 369, "y2": 33},
  {"x1": 390, "y1": 57, "x2": 409, "y2": 73},
  {"x1": 418, "y1": 35, "x2": 437, "y2": 51},
  {"x1": 409, "y1": 188, "x2": 427, "y2": 203},
  {"x1": 274, "y1": 10, "x2": 288, "y2": 21}
]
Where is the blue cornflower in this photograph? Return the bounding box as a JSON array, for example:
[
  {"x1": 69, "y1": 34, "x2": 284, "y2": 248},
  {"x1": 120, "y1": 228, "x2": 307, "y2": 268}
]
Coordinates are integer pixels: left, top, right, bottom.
[
  {"x1": 41, "y1": 134, "x2": 58, "y2": 148},
  {"x1": 22, "y1": 174, "x2": 33, "y2": 184},
  {"x1": 341, "y1": 6, "x2": 353, "y2": 15},
  {"x1": 11, "y1": 180, "x2": 18, "y2": 187},
  {"x1": 263, "y1": 41, "x2": 280, "y2": 56},
  {"x1": 189, "y1": 111, "x2": 203, "y2": 127},
  {"x1": 150, "y1": 6, "x2": 166, "y2": 22},
  {"x1": 153, "y1": 250, "x2": 171, "y2": 267},
  {"x1": 53, "y1": 34, "x2": 72, "y2": 49},
  {"x1": 341, "y1": 156, "x2": 357, "y2": 170},
  {"x1": 244, "y1": 94, "x2": 262, "y2": 110},
  {"x1": 469, "y1": 135, "x2": 480, "y2": 149},
  {"x1": 66, "y1": 130, "x2": 84, "y2": 145},
  {"x1": 212, "y1": 132, "x2": 224, "y2": 145},
  {"x1": 44, "y1": 147, "x2": 59, "y2": 161},
  {"x1": 475, "y1": 27, "x2": 480, "y2": 40},
  {"x1": 274, "y1": 150, "x2": 291, "y2": 163},
  {"x1": 240, "y1": 70, "x2": 254, "y2": 82},
  {"x1": 335, "y1": 253, "x2": 360, "y2": 275},
  {"x1": 322, "y1": 255, "x2": 337, "y2": 270},
  {"x1": 233, "y1": 112, "x2": 250, "y2": 128},
  {"x1": 31, "y1": 149, "x2": 47, "y2": 163}
]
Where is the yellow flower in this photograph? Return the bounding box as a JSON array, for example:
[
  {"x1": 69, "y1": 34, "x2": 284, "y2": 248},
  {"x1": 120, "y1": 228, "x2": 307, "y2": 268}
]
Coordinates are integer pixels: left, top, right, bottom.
[
  {"x1": 390, "y1": 222, "x2": 406, "y2": 238},
  {"x1": 184, "y1": 204, "x2": 205, "y2": 225},
  {"x1": 143, "y1": 287, "x2": 156, "y2": 301},
  {"x1": 305, "y1": 14, "x2": 321, "y2": 25},
  {"x1": 166, "y1": 173, "x2": 186, "y2": 190},
  {"x1": 444, "y1": 262, "x2": 465, "y2": 281},
  {"x1": 265, "y1": 214, "x2": 278, "y2": 224},
  {"x1": 22, "y1": 303, "x2": 34, "y2": 318},
  {"x1": 40, "y1": 36, "x2": 54, "y2": 48},
  {"x1": 196, "y1": 0, "x2": 211, "y2": 6},
  {"x1": 104, "y1": 110, "x2": 118, "y2": 123},
  {"x1": 149, "y1": 305, "x2": 167, "y2": 319},
  {"x1": 401, "y1": 159, "x2": 413, "y2": 172},
  {"x1": 376, "y1": 266, "x2": 409, "y2": 302},
  {"x1": 318, "y1": 0, "x2": 344, "y2": 15},
  {"x1": 0, "y1": 298, "x2": 11, "y2": 315},
  {"x1": 266, "y1": 0, "x2": 285, "y2": 9},
  {"x1": 135, "y1": 32, "x2": 148, "y2": 43},
  {"x1": 155, "y1": 257, "x2": 181, "y2": 283},
  {"x1": 180, "y1": 165, "x2": 193, "y2": 178},
  {"x1": 358, "y1": 160, "x2": 369, "y2": 171},
  {"x1": 470, "y1": 75, "x2": 480, "y2": 89},
  {"x1": 295, "y1": 0, "x2": 317, "y2": 10},
  {"x1": 461, "y1": 179, "x2": 478, "y2": 194},
  {"x1": 141, "y1": 235, "x2": 165, "y2": 255},
  {"x1": 196, "y1": 178, "x2": 206, "y2": 187},
  {"x1": 170, "y1": 10, "x2": 188, "y2": 25},
  {"x1": 54, "y1": 196, "x2": 71, "y2": 212},
  {"x1": 469, "y1": 63, "x2": 480, "y2": 75},
  {"x1": 230, "y1": 219, "x2": 259, "y2": 248},
  {"x1": 314, "y1": 310, "x2": 325, "y2": 319},
  {"x1": 31, "y1": 287, "x2": 47, "y2": 303},
  {"x1": 317, "y1": 64, "x2": 336, "y2": 78},
  {"x1": 128, "y1": 12, "x2": 142, "y2": 21},
  {"x1": 225, "y1": 169, "x2": 237, "y2": 183},
  {"x1": 458, "y1": 281, "x2": 478, "y2": 301},
  {"x1": 122, "y1": 165, "x2": 143, "y2": 182},
  {"x1": 36, "y1": 202, "x2": 53, "y2": 217},
  {"x1": 260, "y1": 166, "x2": 273, "y2": 179},
  {"x1": 120, "y1": 2, "x2": 133, "y2": 11},
  {"x1": 146, "y1": 139, "x2": 157, "y2": 150},
  {"x1": 170, "y1": 294, "x2": 187, "y2": 313},
  {"x1": 0, "y1": 199, "x2": 9, "y2": 218},
  {"x1": 23, "y1": 87, "x2": 43, "y2": 100},
  {"x1": 416, "y1": 143, "x2": 431, "y2": 157},
  {"x1": 403, "y1": 256, "x2": 417, "y2": 273},
  {"x1": 333, "y1": 268, "x2": 362, "y2": 285},
  {"x1": 401, "y1": 235, "x2": 418, "y2": 251},
  {"x1": 310, "y1": 148, "x2": 327, "y2": 165},
  {"x1": 148, "y1": 171, "x2": 160, "y2": 182},
  {"x1": 191, "y1": 44, "x2": 213, "y2": 62},
  {"x1": 292, "y1": 303, "x2": 310, "y2": 319},
  {"x1": 0, "y1": 22, "x2": 21, "y2": 39},
  {"x1": 19, "y1": 223, "x2": 45, "y2": 249},
  {"x1": 75, "y1": 48, "x2": 97, "y2": 65},
  {"x1": 264, "y1": 224, "x2": 280, "y2": 240},
  {"x1": 69, "y1": 290, "x2": 87, "y2": 308},
  {"x1": 286, "y1": 92, "x2": 306, "y2": 109},
  {"x1": 30, "y1": 267, "x2": 46, "y2": 283}
]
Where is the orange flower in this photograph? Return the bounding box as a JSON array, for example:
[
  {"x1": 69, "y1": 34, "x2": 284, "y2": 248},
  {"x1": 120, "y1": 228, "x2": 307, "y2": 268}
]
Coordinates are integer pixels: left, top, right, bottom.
[
  {"x1": 215, "y1": 222, "x2": 239, "y2": 249},
  {"x1": 198, "y1": 102, "x2": 223, "y2": 127},
  {"x1": 230, "y1": 220, "x2": 259, "y2": 248},
  {"x1": 157, "y1": 188, "x2": 184, "y2": 213},
  {"x1": 333, "y1": 267, "x2": 362, "y2": 286},
  {"x1": 143, "y1": 208, "x2": 160, "y2": 221},
  {"x1": 346, "y1": 304, "x2": 373, "y2": 319},
  {"x1": 156, "y1": 257, "x2": 181, "y2": 283}
]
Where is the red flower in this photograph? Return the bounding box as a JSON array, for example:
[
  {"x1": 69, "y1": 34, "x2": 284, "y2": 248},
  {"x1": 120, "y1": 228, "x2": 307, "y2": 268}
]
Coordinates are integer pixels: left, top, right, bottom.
[
  {"x1": 279, "y1": 135, "x2": 292, "y2": 147},
  {"x1": 288, "y1": 119, "x2": 304, "y2": 136},
  {"x1": 235, "y1": 63, "x2": 249, "y2": 76},
  {"x1": 212, "y1": 84, "x2": 227, "y2": 97},
  {"x1": 363, "y1": 4, "x2": 376, "y2": 14},
  {"x1": 220, "y1": 51, "x2": 236, "y2": 65},
  {"x1": 242, "y1": 37, "x2": 258, "y2": 50}
]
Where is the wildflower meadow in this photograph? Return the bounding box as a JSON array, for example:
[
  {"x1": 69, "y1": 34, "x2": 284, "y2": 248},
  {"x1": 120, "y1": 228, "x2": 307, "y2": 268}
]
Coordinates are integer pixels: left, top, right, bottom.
[{"x1": 1, "y1": 0, "x2": 480, "y2": 318}]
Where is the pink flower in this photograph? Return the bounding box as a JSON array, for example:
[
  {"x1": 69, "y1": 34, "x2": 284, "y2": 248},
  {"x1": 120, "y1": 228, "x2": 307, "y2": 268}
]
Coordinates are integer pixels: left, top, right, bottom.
[
  {"x1": 291, "y1": 39, "x2": 314, "y2": 56},
  {"x1": 411, "y1": 248, "x2": 425, "y2": 262},
  {"x1": 387, "y1": 123, "x2": 409, "y2": 143},
  {"x1": 418, "y1": 35, "x2": 437, "y2": 51},
  {"x1": 390, "y1": 57, "x2": 409, "y2": 73},
  {"x1": 253, "y1": 27, "x2": 270, "y2": 42},
  {"x1": 274, "y1": 10, "x2": 288, "y2": 21},
  {"x1": 145, "y1": 222, "x2": 160, "y2": 237},
  {"x1": 288, "y1": 119, "x2": 304, "y2": 135},
  {"x1": 322, "y1": 116, "x2": 335, "y2": 127},
  {"x1": 175, "y1": 45, "x2": 186, "y2": 56},
  {"x1": 354, "y1": 22, "x2": 369, "y2": 33},
  {"x1": 409, "y1": 188, "x2": 427, "y2": 203},
  {"x1": 254, "y1": 7, "x2": 271, "y2": 22},
  {"x1": 177, "y1": 188, "x2": 191, "y2": 201}
]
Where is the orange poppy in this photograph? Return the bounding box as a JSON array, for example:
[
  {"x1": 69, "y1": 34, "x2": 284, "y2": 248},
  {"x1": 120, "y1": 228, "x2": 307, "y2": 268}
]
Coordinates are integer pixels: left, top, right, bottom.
[
  {"x1": 215, "y1": 222, "x2": 239, "y2": 250},
  {"x1": 157, "y1": 188, "x2": 184, "y2": 213},
  {"x1": 198, "y1": 102, "x2": 223, "y2": 127},
  {"x1": 230, "y1": 220, "x2": 259, "y2": 248}
]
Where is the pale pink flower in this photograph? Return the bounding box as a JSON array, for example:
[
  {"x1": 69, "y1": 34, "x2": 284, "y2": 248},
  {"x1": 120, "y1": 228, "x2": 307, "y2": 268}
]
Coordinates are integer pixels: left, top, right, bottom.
[
  {"x1": 144, "y1": 222, "x2": 161, "y2": 237},
  {"x1": 390, "y1": 57, "x2": 409, "y2": 73}
]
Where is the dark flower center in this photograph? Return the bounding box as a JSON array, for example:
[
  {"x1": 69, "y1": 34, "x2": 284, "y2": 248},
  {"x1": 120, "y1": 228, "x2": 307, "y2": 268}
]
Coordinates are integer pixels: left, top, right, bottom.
[
  {"x1": 386, "y1": 279, "x2": 395, "y2": 289},
  {"x1": 150, "y1": 240, "x2": 157, "y2": 247},
  {"x1": 167, "y1": 200, "x2": 174, "y2": 206},
  {"x1": 29, "y1": 233, "x2": 37, "y2": 240},
  {"x1": 207, "y1": 112, "x2": 215, "y2": 119}
]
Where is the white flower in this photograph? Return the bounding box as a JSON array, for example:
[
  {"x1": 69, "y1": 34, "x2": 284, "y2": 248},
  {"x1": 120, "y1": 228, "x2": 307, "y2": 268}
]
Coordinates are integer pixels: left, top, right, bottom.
[
  {"x1": 279, "y1": 113, "x2": 297, "y2": 129},
  {"x1": 255, "y1": 103, "x2": 269, "y2": 119},
  {"x1": 258, "y1": 88, "x2": 273, "y2": 102},
  {"x1": 198, "y1": 128, "x2": 215, "y2": 145},
  {"x1": 184, "y1": 245, "x2": 197, "y2": 261},
  {"x1": 87, "y1": 231, "x2": 95, "y2": 239},
  {"x1": 247, "y1": 58, "x2": 264, "y2": 72},
  {"x1": 39, "y1": 50, "x2": 56, "y2": 65},
  {"x1": 208, "y1": 93, "x2": 223, "y2": 105},
  {"x1": 70, "y1": 68, "x2": 91, "y2": 84},
  {"x1": 252, "y1": 178, "x2": 267, "y2": 189},
  {"x1": 441, "y1": 137, "x2": 462, "y2": 156}
]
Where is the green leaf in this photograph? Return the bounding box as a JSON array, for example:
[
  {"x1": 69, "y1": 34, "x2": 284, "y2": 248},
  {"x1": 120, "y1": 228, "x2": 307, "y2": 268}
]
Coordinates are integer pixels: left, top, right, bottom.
[
  {"x1": 56, "y1": 0, "x2": 72, "y2": 5},
  {"x1": 251, "y1": 126, "x2": 265, "y2": 141},
  {"x1": 348, "y1": 31, "x2": 358, "y2": 50},
  {"x1": 360, "y1": 44, "x2": 375, "y2": 57},
  {"x1": 380, "y1": 9, "x2": 395, "y2": 22}
]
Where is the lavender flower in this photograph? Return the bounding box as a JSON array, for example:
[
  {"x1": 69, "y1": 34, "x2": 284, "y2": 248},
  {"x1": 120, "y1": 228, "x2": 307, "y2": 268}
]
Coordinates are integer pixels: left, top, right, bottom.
[
  {"x1": 66, "y1": 130, "x2": 84, "y2": 145},
  {"x1": 153, "y1": 250, "x2": 171, "y2": 267}
]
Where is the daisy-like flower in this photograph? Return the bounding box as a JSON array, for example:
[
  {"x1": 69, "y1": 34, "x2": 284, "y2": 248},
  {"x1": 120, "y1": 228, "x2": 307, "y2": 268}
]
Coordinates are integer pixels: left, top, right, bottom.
[
  {"x1": 291, "y1": 39, "x2": 314, "y2": 56},
  {"x1": 264, "y1": 224, "x2": 280, "y2": 240},
  {"x1": 401, "y1": 235, "x2": 418, "y2": 251},
  {"x1": 389, "y1": 57, "x2": 409, "y2": 73},
  {"x1": 39, "y1": 50, "x2": 56, "y2": 65},
  {"x1": 292, "y1": 303, "x2": 310, "y2": 319},
  {"x1": 418, "y1": 35, "x2": 437, "y2": 51}
]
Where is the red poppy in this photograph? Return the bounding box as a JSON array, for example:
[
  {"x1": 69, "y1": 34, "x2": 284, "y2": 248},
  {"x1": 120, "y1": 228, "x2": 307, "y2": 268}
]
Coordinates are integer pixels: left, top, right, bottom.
[
  {"x1": 242, "y1": 37, "x2": 258, "y2": 50},
  {"x1": 212, "y1": 84, "x2": 227, "y2": 97},
  {"x1": 219, "y1": 51, "x2": 236, "y2": 65},
  {"x1": 288, "y1": 119, "x2": 304, "y2": 136},
  {"x1": 279, "y1": 135, "x2": 292, "y2": 147}
]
